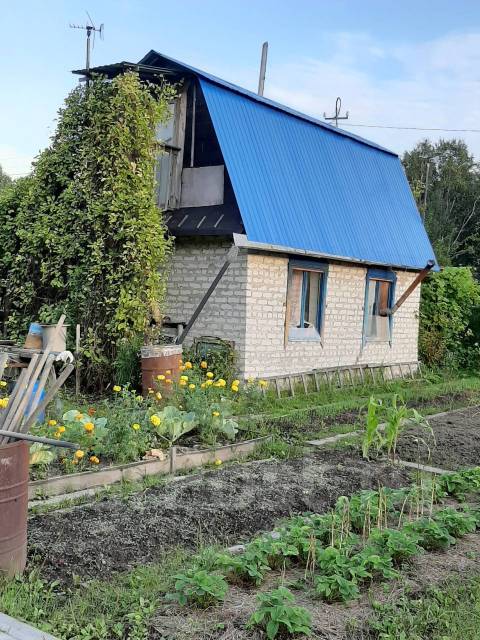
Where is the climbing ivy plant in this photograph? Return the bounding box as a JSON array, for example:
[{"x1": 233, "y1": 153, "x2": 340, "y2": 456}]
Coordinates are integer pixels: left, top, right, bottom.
[{"x1": 0, "y1": 72, "x2": 175, "y2": 388}]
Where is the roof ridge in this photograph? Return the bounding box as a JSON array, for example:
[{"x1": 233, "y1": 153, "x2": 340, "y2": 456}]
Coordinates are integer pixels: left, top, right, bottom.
[{"x1": 139, "y1": 49, "x2": 397, "y2": 157}]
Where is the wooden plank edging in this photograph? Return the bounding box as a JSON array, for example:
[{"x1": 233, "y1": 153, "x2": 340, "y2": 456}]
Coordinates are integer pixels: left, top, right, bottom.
[
  {"x1": 0, "y1": 613, "x2": 59, "y2": 640},
  {"x1": 28, "y1": 436, "x2": 270, "y2": 499}
]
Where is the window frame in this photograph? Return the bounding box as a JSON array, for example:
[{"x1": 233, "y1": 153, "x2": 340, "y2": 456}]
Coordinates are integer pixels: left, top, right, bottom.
[
  {"x1": 286, "y1": 259, "x2": 329, "y2": 343},
  {"x1": 362, "y1": 268, "x2": 396, "y2": 346}
]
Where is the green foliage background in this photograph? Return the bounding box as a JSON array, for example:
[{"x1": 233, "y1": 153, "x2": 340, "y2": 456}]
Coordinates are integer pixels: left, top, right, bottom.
[
  {"x1": 419, "y1": 266, "x2": 480, "y2": 369},
  {"x1": 0, "y1": 73, "x2": 174, "y2": 388}
]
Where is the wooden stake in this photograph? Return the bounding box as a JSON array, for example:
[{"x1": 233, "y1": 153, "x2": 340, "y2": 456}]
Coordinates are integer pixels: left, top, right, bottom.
[{"x1": 75, "y1": 324, "x2": 81, "y2": 396}]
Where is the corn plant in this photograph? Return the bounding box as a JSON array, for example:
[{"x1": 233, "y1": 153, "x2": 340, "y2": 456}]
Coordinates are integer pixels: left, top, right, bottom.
[
  {"x1": 247, "y1": 587, "x2": 312, "y2": 639},
  {"x1": 362, "y1": 396, "x2": 384, "y2": 458}
]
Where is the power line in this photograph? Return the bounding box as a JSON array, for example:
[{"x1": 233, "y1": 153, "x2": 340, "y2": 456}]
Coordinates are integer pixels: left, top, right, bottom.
[{"x1": 341, "y1": 123, "x2": 480, "y2": 133}]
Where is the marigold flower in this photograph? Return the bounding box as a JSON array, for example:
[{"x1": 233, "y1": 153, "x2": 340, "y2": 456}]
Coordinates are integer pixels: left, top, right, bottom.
[
  {"x1": 212, "y1": 410, "x2": 220, "y2": 417},
  {"x1": 57, "y1": 426, "x2": 66, "y2": 434},
  {"x1": 113, "y1": 385, "x2": 122, "y2": 392},
  {"x1": 184, "y1": 361, "x2": 192, "y2": 369},
  {"x1": 87, "y1": 407, "x2": 96, "y2": 416},
  {"x1": 0, "y1": 397, "x2": 8, "y2": 409},
  {"x1": 74, "y1": 449, "x2": 85, "y2": 460},
  {"x1": 201, "y1": 382, "x2": 206, "y2": 389},
  {"x1": 0, "y1": 380, "x2": 6, "y2": 387},
  {"x1": 205, "y1": 380, "x2": 213, "y2": 387},
  {"x1": 179, "y1": 365, "x2": 185, "y2": 372},
  {"x1": 156, "y1": 392, "x2": 162, "y2": 400},
  {"x1": 188, "y1": 383, "x2": 196, "y2": 390},
  {"x1": 84, "y1": 422, "x2": 94, "y2": 433},
  {"x1": 180, "y1": 375, "x2": 189, "y2": 382},
  {"x1": 48, "y1": 419, "x2": 57, "y2": 427},
  {"x1": 132, "y1": 423, "x2": 141, "y2": 431},
  {"x1": 165, "y1": 379, "x2": 173, "y2": 385},
  {"x1": 178, "y1": 358, "x2": 183, "y2": 365},
  {"x1": 206, "y1": 371, "x2": 214, "y2": 379},
  {"x1": 89, "y1": 456, "x2": 100, "y2": 464},
  {"x1": 214, "y1": 458, "x2": 222, "y2": 466},
  {"x1": 200, "y1": 361, "x2": 208, "y2": 369},
  {"x1": 156, "y1": 374, "x2": 165, "y2": 381},
  {"x1": 259, "y1": 379, "x2": 268, "y2": 388},
  {"x1": 150, "y1": 414, "x2": 161, "y2": 427},
  {"x1": 165, "y1": 370, "x2": 172, "y2": 375},
  {"x1": 232, "y1": 379, "x2": 240, "y2": 386},
  {"x1": 179, "y1": 379, "x2": 187, "y2": 387},
  {"x1": 148, "y1": 388, "x2": 154, "y2": 394},
  {"x1": 231, "y1": 385, "x2": 239, "y2": 393},
  {"x1": 218, "y1": 379, "x2": 226, "y2": 387}
]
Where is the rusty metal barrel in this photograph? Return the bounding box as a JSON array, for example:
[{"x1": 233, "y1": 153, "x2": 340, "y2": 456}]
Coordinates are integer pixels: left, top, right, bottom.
[
  {"x1": 141, "y1": 344, "x2": 183, "y2": 395},
  {"x1": 0, "y1": 441, "x2": 29, "y2": 576}
]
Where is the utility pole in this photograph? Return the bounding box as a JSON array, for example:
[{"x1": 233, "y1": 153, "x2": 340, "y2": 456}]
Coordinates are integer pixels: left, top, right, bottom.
[
  {"x1": 258, "y1": 42, "x2": 268, "y2": 96},
  {"x1": 324, "y1": 97, "x2": 349, "y2": 127}
]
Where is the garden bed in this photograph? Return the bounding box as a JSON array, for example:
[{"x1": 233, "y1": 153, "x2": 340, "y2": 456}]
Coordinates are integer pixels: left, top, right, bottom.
[
  {"x1": 28, "y1": 449, "x2": 409, "y2": 583},
  {"x1": 396, "y1": 405, "x2": 480, "y2": 470}
]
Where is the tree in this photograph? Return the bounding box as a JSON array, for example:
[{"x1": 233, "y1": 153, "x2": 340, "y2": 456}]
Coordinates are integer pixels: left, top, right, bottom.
[
  {"x1": 403, "y1": 139, "x2": 480, "y2": 269},
  {"x1": 0, "y1": 165, "x2": 12, "y2": 193},
  {"x1": 0, "y1": 73, "x2": 175, "y2": 388}
]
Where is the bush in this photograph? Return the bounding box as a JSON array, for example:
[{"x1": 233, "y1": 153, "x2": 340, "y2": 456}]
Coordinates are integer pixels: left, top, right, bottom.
[{"x1": 419, "y1": 266, "x2": 480, "y2": 369}]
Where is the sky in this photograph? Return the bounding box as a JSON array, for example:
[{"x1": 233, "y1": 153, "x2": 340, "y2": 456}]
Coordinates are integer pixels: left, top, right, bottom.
[{"x1": 1, "y1": 0, "x2": 480, "y2": 178}]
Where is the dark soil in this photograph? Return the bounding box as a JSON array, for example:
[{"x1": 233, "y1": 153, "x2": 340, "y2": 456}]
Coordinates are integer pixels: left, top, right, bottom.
[
  {"x1": 266, "y1": 391, "x2": 475, "y2": 439},
  {"x1": 396, "y1": 405, "x2": 480, "y2": 470},
  {"x1": 28, "y1": 450, "x2": 409, "y2": 583}
]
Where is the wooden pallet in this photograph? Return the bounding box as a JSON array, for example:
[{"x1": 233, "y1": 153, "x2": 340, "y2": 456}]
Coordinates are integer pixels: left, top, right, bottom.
[{"x1": 264, "y1": 361, "x2": 421, "y2": 399}]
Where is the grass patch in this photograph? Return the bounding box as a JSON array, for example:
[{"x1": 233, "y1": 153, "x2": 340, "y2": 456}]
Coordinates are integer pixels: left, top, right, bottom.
[
  {"x1": 0, "y1": 550, "x2": 189, "y2": 640},
  {"x1": 359, "y1": 575, "x2": 480, "y2": 639}
]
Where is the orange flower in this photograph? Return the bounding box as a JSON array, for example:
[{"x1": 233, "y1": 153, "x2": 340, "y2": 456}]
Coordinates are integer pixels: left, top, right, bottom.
[{"x1": 87, "y1": 407, "x2": 96, "y2": 416}]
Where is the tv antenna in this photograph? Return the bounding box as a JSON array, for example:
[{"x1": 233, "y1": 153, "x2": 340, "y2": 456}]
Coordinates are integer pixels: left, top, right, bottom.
[
  {"x1": 324, "y1": 97, "x2": 349, "y2": 127},
  {"x1": 70, "y1": 11, "x2": 104, "y2": 78}
]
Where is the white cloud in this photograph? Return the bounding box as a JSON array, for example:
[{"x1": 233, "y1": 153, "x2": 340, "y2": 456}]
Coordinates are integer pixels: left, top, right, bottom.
[
  {"x1": 0, "y1": 145, "x2": 34, "y2": 179},
  {"x1": 261, "y1": 31, "x2": 480, "y2": 158}
]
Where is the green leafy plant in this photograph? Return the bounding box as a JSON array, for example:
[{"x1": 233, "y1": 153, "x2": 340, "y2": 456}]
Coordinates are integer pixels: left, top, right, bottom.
[
  {"x1": 247, "y1": 587, "x2": 312, "y2": 639},
  {"x1": 404, "y1": 518, "x2": 455, "y2": 551},
  {"x1": 314, "y1": 574, "x2": 360, "y2": 602},
  {"x1": 433, "y1": 507, "x2": 477, "y2": 537},
  {"x1": 28, "y1": 443, "x2": 55, "y2": 467},
  {"x1": 362, "y1": 396, "x2": 384, "y2": 458},
  {"x1": 368, "y1": 528, "x2": 422, "y2": 564},
  {"x1": 151, "y1": 405, "x2": 198, "y2": 449},
  {"x1": 166, "y1": 569, "x2": 228, "y2": 608}
]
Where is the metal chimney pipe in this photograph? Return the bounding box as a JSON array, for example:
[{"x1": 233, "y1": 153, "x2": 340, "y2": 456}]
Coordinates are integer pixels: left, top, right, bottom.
[{"x1": 258, "y1": 42, "x2": 268, "y2": 96}]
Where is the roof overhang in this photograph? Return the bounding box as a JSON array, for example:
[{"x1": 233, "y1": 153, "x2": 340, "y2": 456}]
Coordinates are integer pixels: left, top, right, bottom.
[{"x1": 233, "y1": 234, "x2": 434, "y2": 272}]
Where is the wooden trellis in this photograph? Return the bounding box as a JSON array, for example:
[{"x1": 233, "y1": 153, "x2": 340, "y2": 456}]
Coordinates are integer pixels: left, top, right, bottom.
[{"x1": 263, "y1": 361, "x2": 421, "y2": 399}]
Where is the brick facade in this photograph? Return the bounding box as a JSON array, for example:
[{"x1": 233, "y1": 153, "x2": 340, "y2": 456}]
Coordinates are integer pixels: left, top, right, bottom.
[{"x1": 165, "y1": 237, "x2": 421, "y2": 379}]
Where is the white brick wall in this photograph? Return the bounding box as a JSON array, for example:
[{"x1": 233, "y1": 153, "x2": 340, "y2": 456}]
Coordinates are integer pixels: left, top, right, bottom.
[{"x1": 165, "y1": 238, "x2": 421, "y2": 379}]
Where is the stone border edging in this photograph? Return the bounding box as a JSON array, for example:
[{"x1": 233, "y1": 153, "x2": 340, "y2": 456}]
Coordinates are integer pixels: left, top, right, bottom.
[
  {"x1": 0, "y1": 613, "x2": 58, "y2": 640},
  {"x1": 28, "y1": 436, "x2": 270, "y2": 500}
]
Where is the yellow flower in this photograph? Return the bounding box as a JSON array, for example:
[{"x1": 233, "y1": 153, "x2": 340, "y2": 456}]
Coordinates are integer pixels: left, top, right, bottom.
[
  {"x1": 214, "y1": 458, "x2": 222, "y2": 466},
  {"x1": 166, "y1": 370, "x2": 171, "y2": 375},
  {"x1": 179, "y1": 379, "x2": 187, "y2": 387},
  {"x1": 165, "y1": 378, "x2": 173, "y2": 385},
  {"x1": 75, "y1": 413, "x2": 84, "y2": 421},
  {"x1": 132, "y1": 423, "x2": 141, "y2": 431},
  {"x1": 188, "y1": 383, "x2": 196, "y2": 390},
  {"x1": 180, "y1": 375, "x2": 189, "y2": 382},
  {"x1": 200, "y1": 361, "x2": 208, "y2": 369},
  {"x1": 259, "y1": 379, "x2": 268, "y2": 388},
  {"x1": 57, "y1": 426, "x2": 66, "y2": 434},
  {"x1": 212, "y1": 411, "x2": 220, "y2": 417},
  {"x1": 205, "y1": 380, "x2": 213, "y2": 387},
  {"x1": 135, "y1": 396, "x2": 143, "y2": 403},
  {"x1": 89, "y1": 456, "x2": 100, "y2": 464},
  {"x1": 178, "y1": 358, "x2": 183, "y2": 365},
  {"x1": 0, "y1": 380, "x2": 6, "y2": 387},
  {"x1": 184, "y1": 361, "x2": 192, "y2": 369},
  {"x1": 156, "y1": 374, "x2": 165, "y2": 381},
  {"x1": 84, "y1": 422, "x2": 94, "y2": 433},
  {"x1": 201, "y1": 382, "x2": 206, "y2": 389},
  {"x1": 48, "y1": 419, "x2": 57, "y2": 427},
  {"x1": 217, "y1": 379, "x2": 226, "y2": 387},
  {"x1": 179, "y1": 365, "x2": 185, "y2": 372},
  {"x1": 231, "y1": 385, "x2": 239, "y2": 393},
  {"x1": 150, "y1": 414, "x2": 161, "y2": 427},
  {"x1": 156, "y1": 392, "x2": 162, "y2": 400},
  {"x1": 206, "y1": 371, "x2": 214, "y2": 379},
  {"x1": 232, "y1": 379, "x2": 240, "y2": 386},
  {"x1": 0, "y1": 397, "x2": 9, "y2": 409},
  {"x1": 74, "y1": 449, "x2": 85, "y2": 460},
  {"x1": 247, "y1": 377, "x2": 255, "y2": 384},
  {"x1": 113, "y1": 385, "x2": 121, "y2": 392}
]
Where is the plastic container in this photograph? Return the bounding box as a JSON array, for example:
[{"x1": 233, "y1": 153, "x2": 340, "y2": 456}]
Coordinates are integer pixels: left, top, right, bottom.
[
  {"x1": 0, "y1": 441, "x2": 29, "y2": 576},
  {"x1": 24, "y1": 322, "x2": 43, "y2": 350},
  {"x1": 40, "y1": 323, "x2": 69, "y2": 353}
]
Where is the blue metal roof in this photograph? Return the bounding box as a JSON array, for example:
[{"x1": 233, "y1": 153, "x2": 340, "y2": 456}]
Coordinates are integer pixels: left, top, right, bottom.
[{"x1": 199, "y1": 78, "x2": 437, "y2": 270}]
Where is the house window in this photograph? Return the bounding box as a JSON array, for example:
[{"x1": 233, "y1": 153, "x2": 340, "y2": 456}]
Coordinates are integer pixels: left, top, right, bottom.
[
  {"x1": 363, "y1": 269, "x2": 396, "y2": 343},
  {"x1": 287, "y1": 260, "x2": 328, "y2": 341},
  {"x1": 155, "y1": 97, "x2": 185, "y2": 210}
]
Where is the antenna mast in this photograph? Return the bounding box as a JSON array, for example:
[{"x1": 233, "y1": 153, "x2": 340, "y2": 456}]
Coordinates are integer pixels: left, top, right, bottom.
[
  {"x1": 324, "y1": 97, "x2": 349, "y2": 127},
  {"x1": 69, "y1": 12, "x2": 104, "y2": 83},
  {"x1": 258, "y1": 42, "x2": 268, "y2": 96}
]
